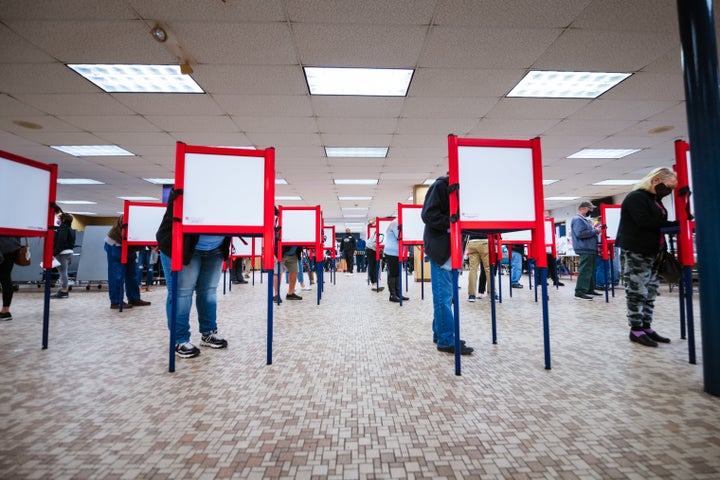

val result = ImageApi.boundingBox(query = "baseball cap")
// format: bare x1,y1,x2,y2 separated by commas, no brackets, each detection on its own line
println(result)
578,201,594,209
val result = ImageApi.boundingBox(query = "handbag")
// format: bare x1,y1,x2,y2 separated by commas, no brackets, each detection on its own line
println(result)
14,238,31,266
657,249,682,284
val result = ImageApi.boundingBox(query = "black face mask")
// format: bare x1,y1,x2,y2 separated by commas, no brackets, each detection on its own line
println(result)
655,183,672,199
585,209,593,218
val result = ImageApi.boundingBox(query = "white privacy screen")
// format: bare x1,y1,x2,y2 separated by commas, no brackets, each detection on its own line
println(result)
232,236,261,256
502,230,532,242
0,156,50,231
182,153,265,226
323,227,334,249
401,208,424,243
281,209,318,243
604,207,621,241
126,205,166,242
457,146,535,221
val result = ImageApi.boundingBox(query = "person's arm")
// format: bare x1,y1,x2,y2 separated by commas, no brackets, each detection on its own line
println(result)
625,194,679,231
421,181,450,231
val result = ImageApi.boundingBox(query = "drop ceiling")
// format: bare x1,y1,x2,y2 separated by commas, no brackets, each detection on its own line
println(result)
0,0,715,226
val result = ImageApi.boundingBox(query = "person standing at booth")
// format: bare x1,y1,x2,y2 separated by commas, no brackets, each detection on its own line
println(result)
421,175,474,355
384,217,407,303
0,236,22,320
51,213,75,299
465,233,490,302
571,201,602,300
341,228,356,274
104,215,151,310
157,191,230,358
616,167,679,348
365,220,384,292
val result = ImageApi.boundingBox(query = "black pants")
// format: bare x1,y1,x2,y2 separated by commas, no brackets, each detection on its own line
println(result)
367,248,378,284
343,251,354,272
0,251,17,307
386,255,400,297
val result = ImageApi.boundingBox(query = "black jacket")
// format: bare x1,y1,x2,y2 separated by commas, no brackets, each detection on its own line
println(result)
53,224,76,256
616,189,679,256
421,176,451,265
341,234,356,254
156,190,230,265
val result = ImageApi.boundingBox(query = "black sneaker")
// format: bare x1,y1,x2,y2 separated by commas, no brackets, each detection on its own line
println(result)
574,293,593,300
0,312,12,321
389,295,401,303
201,330,228,349
175,342,201,358
511,283,524,289
110,302,132,309
51,291,69,298
286,293,302,300
645,330,671,343
588,291,603,296
272,295,283,303
437,343,474,355
629,331,658,347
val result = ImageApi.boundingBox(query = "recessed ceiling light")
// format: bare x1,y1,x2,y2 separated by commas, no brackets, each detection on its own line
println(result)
275,178,288,185
593,179,639,186
334,179,379,185
339,196,372,201
304,67,413,96
343,214,367,218
143,178,175,185
57,178,105,185
542,179,559,185
57,200,97,205
545,196,580,201
67,64,204,93
52,145,134,156
342,207,369,211
276,196,302,201
65,211,97,215
507,70,631,99
117,196,159,201
325,147,389,158
567,148,640,159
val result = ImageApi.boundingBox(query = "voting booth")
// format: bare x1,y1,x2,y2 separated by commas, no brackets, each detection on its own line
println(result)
168,142,275,371
447,135,550,374
0,150,58,348
277,206,323,304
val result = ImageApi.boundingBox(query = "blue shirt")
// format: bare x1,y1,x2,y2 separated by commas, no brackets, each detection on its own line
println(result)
195,235,225,251
384,220,399,256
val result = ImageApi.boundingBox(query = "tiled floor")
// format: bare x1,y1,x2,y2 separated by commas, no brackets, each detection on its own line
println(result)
1,271,718,479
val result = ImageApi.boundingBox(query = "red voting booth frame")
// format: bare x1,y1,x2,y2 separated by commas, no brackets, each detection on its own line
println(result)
447,135,550,374
276,205,323,304
168,143,275,371
673,139,698,365
397,204,423,261
171,143,276,272
0,150,58,349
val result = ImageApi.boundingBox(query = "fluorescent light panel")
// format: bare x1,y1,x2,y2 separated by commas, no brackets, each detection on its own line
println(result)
57,178,104,185
339,196,372,201
343,214,367,218
276,196,302,201
593,179,639,186
568,148,640,159
57,200,97,205
118,196,159,201
275,178,288,185
423,179,436,185
304,67,413,96
144,178,175,185
325,147,388,158
66,211,97,215
507,70,631,99
545,196,580,201
334,179,378,185
542,179,559,185
342,207,369,211
52,145,134,156
67,64,204,93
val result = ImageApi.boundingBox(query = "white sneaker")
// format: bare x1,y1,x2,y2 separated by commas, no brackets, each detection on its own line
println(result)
302,286,312,291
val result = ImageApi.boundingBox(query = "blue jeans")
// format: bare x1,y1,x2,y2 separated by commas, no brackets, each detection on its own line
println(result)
595,254,620,287
430,260,455,348
510,250,523,284
160,249,223,344
137,249,154,286
104,243,141,304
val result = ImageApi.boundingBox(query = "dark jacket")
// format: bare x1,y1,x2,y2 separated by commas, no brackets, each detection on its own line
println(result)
570,214,598,255
341,234,356,254
617,189,679,256
421,176,451,265
156,190,231,265
53,224,76,256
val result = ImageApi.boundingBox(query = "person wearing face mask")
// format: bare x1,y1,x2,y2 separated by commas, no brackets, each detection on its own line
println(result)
571,201,603,300
616,167,679,347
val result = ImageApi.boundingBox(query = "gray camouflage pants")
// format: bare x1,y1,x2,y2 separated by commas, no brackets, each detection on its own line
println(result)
620,249,659,329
